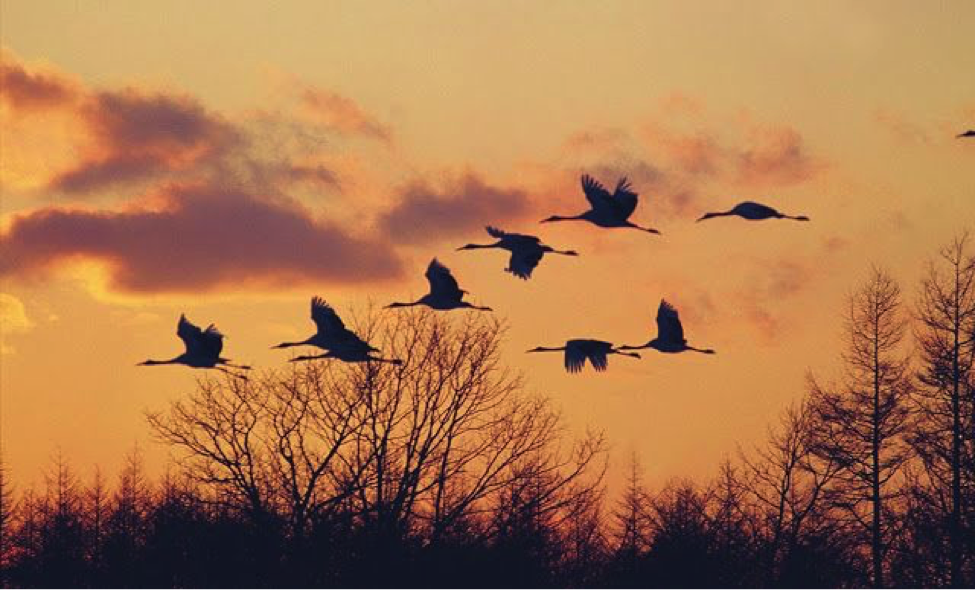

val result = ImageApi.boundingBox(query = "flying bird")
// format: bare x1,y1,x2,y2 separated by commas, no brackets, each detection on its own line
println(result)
273,297,401,364
457,226,578,279
139,315,251,379
619,300,715,355
541,175,661,234
957,130,975,138
697,201,809,222
386,259,492,311
527,339,640,373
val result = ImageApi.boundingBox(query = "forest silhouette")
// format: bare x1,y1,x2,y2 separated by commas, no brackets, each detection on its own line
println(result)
2,233,975,588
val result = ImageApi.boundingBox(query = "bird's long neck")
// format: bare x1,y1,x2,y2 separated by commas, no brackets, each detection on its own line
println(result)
273,337,311,349
291,352,332,362
459,242,501,250
386,300,421,309
782,214,810,221
462,302,492,311
139,357,180,366
616,342,650,351
612,349,642,358
697,211,731,222
529,346,566,353
542,214,584,223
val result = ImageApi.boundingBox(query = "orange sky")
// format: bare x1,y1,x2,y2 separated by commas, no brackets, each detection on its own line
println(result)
2,0,974,492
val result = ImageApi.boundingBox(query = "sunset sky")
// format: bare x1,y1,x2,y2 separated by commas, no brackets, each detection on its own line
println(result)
2,1,974,491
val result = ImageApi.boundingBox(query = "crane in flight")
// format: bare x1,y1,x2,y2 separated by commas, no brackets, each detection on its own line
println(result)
386,259,492,311
139,315,251,379
697,201,809,222
457,226,578,279
273,297,400,364
957,130,975,138
619,300,715,355
527,339,640,373
541,174,661,235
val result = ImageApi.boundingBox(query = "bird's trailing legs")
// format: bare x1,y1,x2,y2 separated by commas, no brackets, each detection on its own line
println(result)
215,366,250,380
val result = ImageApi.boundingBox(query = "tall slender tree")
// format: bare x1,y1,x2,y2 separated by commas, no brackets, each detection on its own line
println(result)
912,232,975,587
0,454,15,588
808,266,914,587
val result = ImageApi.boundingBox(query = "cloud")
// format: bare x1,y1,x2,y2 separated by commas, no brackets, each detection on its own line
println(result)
283,163,340,188
0,59,78,110
0,293,33,354
378,173,530,245
735,256,818,341
735,124,820,187
558,109,824,224
50,89,239,193
300,87,392,143
562,128,629,153
0,182,404,293
874,108,932,145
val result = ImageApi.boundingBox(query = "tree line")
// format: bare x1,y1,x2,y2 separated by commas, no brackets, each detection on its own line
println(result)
1,233,974,588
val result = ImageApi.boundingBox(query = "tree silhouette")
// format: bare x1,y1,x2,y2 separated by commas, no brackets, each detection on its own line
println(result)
912,232,975,587
0,454,14,588
807,266,913,587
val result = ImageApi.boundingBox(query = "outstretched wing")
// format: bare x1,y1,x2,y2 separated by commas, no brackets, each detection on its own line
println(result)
507,247,544,280
611,177,639,219
199,325,225,358
311,297,347,336
581,174,613,210
426,258,464,301
656,300,685,345
176,314,204,355
177,315,223,359
488,225,540,246
587,349,609,372
564,341,588,373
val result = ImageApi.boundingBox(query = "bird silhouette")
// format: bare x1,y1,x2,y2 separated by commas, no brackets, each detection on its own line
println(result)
541,175,661,234
958,130,975,138
619,300,715,355
386,259,492,311
457,226,579,279
139,315,251,379
697,201,809,222
527,339,640,373
273,297,401,364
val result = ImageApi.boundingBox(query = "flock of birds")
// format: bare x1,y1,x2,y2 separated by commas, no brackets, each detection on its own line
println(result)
140,173,812,378
140,125,975,378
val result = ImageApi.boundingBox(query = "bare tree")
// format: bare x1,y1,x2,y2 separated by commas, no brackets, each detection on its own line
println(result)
148,307,604,560
148,358,369,543
612,452,650,560
808,266,913,587
740,399,845,584
912,232,975,587
336,308,604,544
0,454,14,587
